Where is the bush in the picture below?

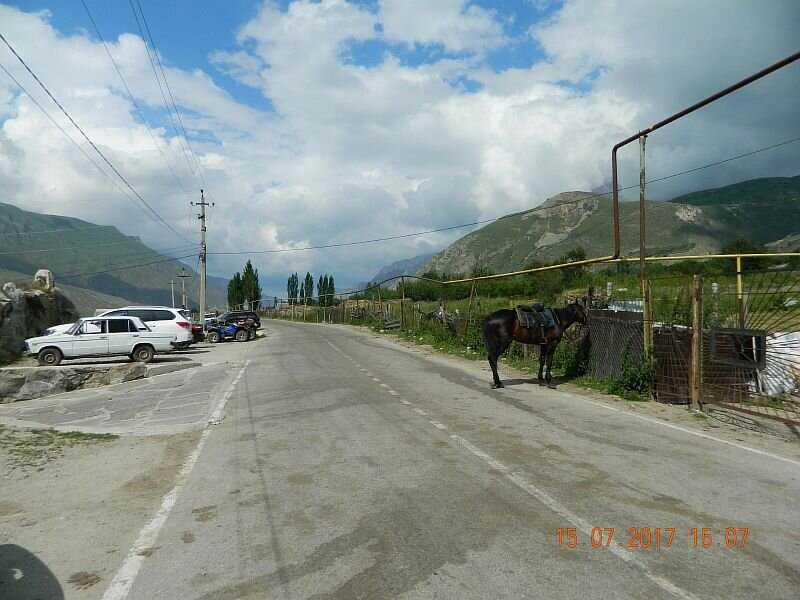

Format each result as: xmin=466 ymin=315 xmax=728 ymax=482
xmin=608 ymin=351 xmax=655 ymax=400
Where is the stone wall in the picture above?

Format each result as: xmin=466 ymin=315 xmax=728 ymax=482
xmin=0 ymin=282 xmax=80 ymax=365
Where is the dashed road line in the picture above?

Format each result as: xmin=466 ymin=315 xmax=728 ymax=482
xmin=102 ymin=361 xmax=250 ymax=600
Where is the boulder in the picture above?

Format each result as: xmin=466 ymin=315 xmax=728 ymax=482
xmin=0 ymin=364 xmax=147 ymax=403
xmin=0 ymin=281 xmax=80 ymax=365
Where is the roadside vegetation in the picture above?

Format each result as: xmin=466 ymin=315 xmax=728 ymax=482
xmin=0 ymin=426 xmax=117 ymax=471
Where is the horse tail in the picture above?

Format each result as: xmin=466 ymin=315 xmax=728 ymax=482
xmin=481 ymin=316 xmax=498 ymax=357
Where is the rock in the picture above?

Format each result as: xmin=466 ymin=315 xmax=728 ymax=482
xmin=0 ymin=282 xmax=80 ymax=365
xmin=34 ymin=269 xmax=55 ymax=291
xmin=0 ymin=364 xmax=146 ymax=403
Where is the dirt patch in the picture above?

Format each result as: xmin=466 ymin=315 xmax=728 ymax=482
xmin=0 ymin=430 xmax=201 ymax=599
xmin=192 ymin=505 xmax=217 ymax=522
xmin=67 ymin=571 xmax=101 ymax=590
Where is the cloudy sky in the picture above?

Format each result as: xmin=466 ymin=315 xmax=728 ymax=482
xmin=0 ymin=1 xmax=798 ymax=297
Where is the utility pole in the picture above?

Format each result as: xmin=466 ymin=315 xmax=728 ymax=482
xmin=170 ymin=279 xmax=175 ymax=308
xmin=178 ymin=268 xmax=191 ymax=310
xmin=193 ymin=190 xmax=212 ymax=330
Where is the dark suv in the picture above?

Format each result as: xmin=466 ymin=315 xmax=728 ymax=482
xmin=214 ymin=311 xmax=261 ymax=329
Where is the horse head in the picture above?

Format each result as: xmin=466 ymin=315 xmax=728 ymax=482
xmin=571 ymin=300 xmax=589 ymax=326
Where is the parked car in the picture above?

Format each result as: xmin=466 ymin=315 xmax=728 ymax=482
xmin=213 ymin=311 xmax=261 ymax=329
xmin=24 ymin=316 xmax=176 ymax=366
xmin=44 ymin=323 xmax=77 ymax=336
xmin=96 ymin=306 xmax=193 ymax=348
xmin=205 ymin=319 xmax=253 ymax=343
xmin=191 ymin=324 xmax=205 ymax=343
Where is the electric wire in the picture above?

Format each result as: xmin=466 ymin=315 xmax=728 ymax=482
xmin=207 ymin=134 xmax=800 ymax=256
xmin=57 ymin=252 xmax=197 ymax=281
xmin=0 ymin=32 xmax=193 ymax=245
xmin=80 ymin=0 xmax=193 ymax=201
xmin=134 ymin=0 xmax=210 ymax=196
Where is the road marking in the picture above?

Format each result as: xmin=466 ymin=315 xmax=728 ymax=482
xmin=430 ymin=421 xmax=447 ymax=430
xmin=581 ymin=399 xmax=800 ymax=467
xmin=400 ymin=399 xmax=411 ymax=405
xmin=102 ymin=361 xmax=250 ymax=600
xmin=450 ymin=433 xmax=698 ymax=600
xmin=388 ymin=390 xmax=399 ymax=396
xmin=380 ymin=383 xmax=390 ymax=389
xmin=413 ymin=408 xmax=427 ymax=416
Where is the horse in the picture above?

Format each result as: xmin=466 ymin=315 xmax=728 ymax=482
xmin=481 ymin=301 xmax=588 ymax=389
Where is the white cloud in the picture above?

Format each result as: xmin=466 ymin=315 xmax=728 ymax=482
xmin=379 ymin=0 xmax=505 ymax=54
xmin=0 ymin=0 xmax=798 ymax=296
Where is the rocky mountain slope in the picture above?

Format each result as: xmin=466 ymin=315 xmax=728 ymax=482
xmin=0 ymin=202 xmax=227 ymax=310
xmin=421 ymin=176 xmax=799 ymax=276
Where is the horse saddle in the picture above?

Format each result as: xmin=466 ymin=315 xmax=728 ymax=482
xmin=516 ymin=304 xmax=556 ymax=330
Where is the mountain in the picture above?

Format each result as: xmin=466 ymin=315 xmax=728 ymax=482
xmin=370 ymin=253 xmax=434 ymax=288
xmin=421 ymin=176 xmax=800 ymax=276
xmin=0 ymin=202 xmax=227 ymax=312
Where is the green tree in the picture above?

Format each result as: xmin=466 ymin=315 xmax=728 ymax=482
xmin=227 ymin=272 xmax=243 ymax=309
xmin=241 ymin=260 xmax=262 ymax=310
xmin=328 ymin=275 xmax=335 ymax=305
xmin=299 ymin=281 xmax=306 ymax=305
xmin=718 ymin=239 xmax=772 ymax=271
xmin=287 ymin=273 xmax=299 ymax=305
xmin=303 ymin=272 xmax=314 ymax=304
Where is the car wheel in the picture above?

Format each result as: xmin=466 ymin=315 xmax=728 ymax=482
xmin=207 ymin=330 xmax=220 ymax=343
xmin=248 ymin=328 xmax=256 ymax=340
xmin=235 ymin=329 xmax=248 ymax=342
xmin=37 ymin=348 xmax=63 ymax=366
xmin=132 ymin=345 xmax=155 ymax=363
xmin=175 ymin=341 xmax=190 ymax=349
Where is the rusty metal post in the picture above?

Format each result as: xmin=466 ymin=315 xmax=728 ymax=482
xmin=690 ymin=275 xmax=703 ymax=410
xmin=639 ymin=135 xmax=652 ymax=358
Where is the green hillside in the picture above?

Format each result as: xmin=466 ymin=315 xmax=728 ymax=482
xmin=0 ymin=202 xmax=227 ymax=310
xmin=422 ymin=176 xmax=800 ymax=276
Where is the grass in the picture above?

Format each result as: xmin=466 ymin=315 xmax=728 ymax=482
xmin=0 ymin=425 xmax=117 ymax=470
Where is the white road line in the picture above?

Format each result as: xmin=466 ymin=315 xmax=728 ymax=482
xmin=400 ymin=399 xmax=411 ymax=405
xmin=372 ymin=377 xmax=380 ymax=382
xmin=580 ymin=399 xmax=800 ymax=467
xmin=380 ymin=383 xmax=390 ymax=389
xmin=413 ymin=408 xmax=427 ymax=416
xmin=430 ymin=421 xmax=447 ymax=430
xmin=102 ymin=361 xmax=251 ymax=600
xmin=388 ymin=390 xmax=399 ymax=396
xmin=450 ymin=434 xmax=698 ymax=600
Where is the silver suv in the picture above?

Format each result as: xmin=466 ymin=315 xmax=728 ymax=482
xmin=97 ymin=306 xmax=193 ymax=348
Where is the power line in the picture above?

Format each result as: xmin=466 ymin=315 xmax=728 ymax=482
xmin=0 ymin=32 xmax=193 ymax=245
xmin=80 ymin=0 xmax=193 ymax=201
xmin=53 ymin=245 xmax=197 ymax=277
xmin=57 ymin=252 xmax=198 ymax=281
xmin=129 ymin=0 xmax=209 ymax=196
xmin=207 ymin=134 xmax=799 ymax=257
xmin=0 ymin=224 xmax=112 ymax=237
xmin=135 ymin=0 xmax=210 ymax=195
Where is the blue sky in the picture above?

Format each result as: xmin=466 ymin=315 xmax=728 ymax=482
xmin=1 ymin=1 xmax=798 ymax=297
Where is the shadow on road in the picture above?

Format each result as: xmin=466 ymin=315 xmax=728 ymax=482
xmin=0 ymin=544 xmax=64 ymax=600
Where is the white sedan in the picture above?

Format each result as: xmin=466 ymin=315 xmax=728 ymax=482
xmin=25 ymin=316 xmax=177 ymax=366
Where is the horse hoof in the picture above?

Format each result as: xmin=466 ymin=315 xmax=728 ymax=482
xmin=491 ymin=382 xmax=504 ymax=389
xmin=547 ymin=382 xmax=557 ymax=389
xmin=538 ymin=380 xmax=546 ymax=386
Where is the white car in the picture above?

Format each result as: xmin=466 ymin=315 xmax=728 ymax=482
xmin=25 ymin=316 xmax=177 ymax=366
xmin=96 ymin=306 xmax=193 ymax=348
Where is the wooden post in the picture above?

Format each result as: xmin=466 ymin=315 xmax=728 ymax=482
xmin=643 ymin=278 xmax=653 ymax=359
xmin=736 ymin=255 xmax=745 ymax=328
xmin=400 ymin=277 xmax=406 ymax=331
xmin=690 ymin=274 xmax=703 ymax=410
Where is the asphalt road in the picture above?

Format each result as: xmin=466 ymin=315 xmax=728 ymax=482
xmin=3 ymin=319 xmax=800 ymax=599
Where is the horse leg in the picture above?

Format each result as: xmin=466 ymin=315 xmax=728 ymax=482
xmin=538 ymin=343 xmax=547 ymax=386
xmin=487 ymin=348 xmax=504 ymax=389
xmin=545 ymin=343 xmax=557 ymax=389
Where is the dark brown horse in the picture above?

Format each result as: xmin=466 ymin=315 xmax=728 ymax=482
xmin=481 ymin=301 xmax=588 ymax=389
